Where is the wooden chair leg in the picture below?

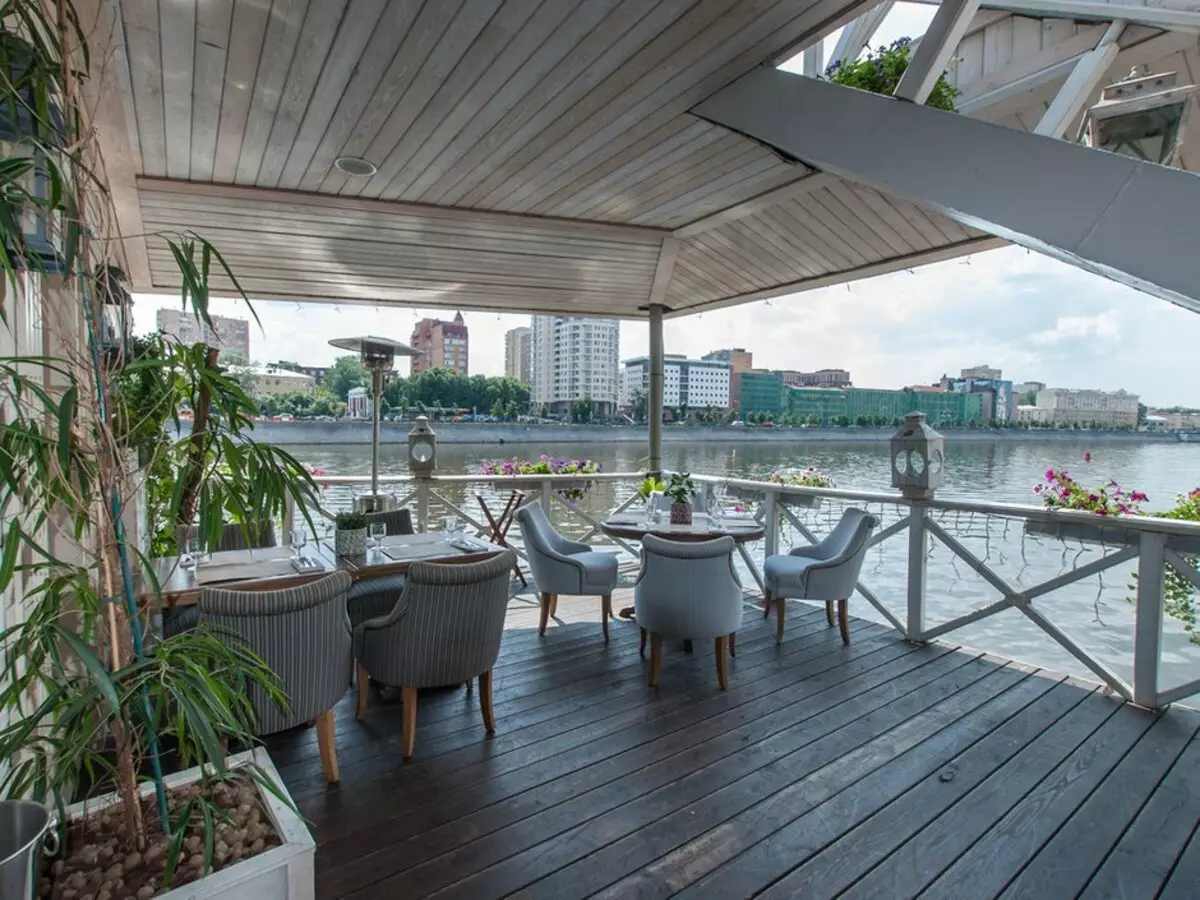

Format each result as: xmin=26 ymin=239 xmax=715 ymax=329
xmin=838 ymin=597 xmax=850 ymax=645
xmin=355 ymin=661 xmax=370 ymax=720
xmin=550 ymin=593 xmax=558 ymax=617
xmin=715 ymin=636 xmax=728 ymax=691
xmin=401 ymin=686 xmax=418 ymax=759
xmin=728 ymin=632 xmax=736 ymax=657
xmin=639 ymin=627 xmax=646 ymax=658
xmin=825 ymin=600 xmax=835 ymax=627
xmin=315 ymin=709 xmax=339 ymax=783
xmin=649 ymin=633 xmax=662 ymax=686
xmin=478 ymin=669 xmax=495 ymax=733
xmin=775 ymin=597 xmax=786 ymax=643
xmin=538 ymin=591 xmax=551 ymax=635
xmin=601 ymin=594 xmax=612 ymax=642
xmin=762 ymin=588 xmax=773 ymax=618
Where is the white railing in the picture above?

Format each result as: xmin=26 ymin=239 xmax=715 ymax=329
xmin=293 ymin=470 xmax=1200 ymax=711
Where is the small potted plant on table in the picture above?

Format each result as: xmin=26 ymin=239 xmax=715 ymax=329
xmin=665 ymin=472 xmax=697 ymax=526
xmin=334 ymin=511 xmax=369 ymax=556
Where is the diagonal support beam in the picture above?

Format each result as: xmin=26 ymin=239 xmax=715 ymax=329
xmin=894 ymin=0 xmax=982 ymax=104
xmin=692 ymin=67 xmax=1200 ymax=313
xmin=830 ymin=3 xmax=895 ymax=68
xmin=908 ymin=0 xmax=1200 ymax=35
xmin=1034 ymin=20 xmax=1125 ymax=138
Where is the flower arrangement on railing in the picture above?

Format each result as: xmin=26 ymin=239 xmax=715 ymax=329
xmin=768 ymin=467 xmax=836 ymax=489
xmin=1033 ymin=468 xmax=1147 ymax=516
xmin=480 ymin=456 xmax=600 ymax=501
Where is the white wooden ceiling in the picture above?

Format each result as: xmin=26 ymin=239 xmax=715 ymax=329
xmin=98 ymin=0 xmax=1003 ymax=318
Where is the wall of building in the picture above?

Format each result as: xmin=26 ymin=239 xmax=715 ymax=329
xmin=786 ymin=386 xmax=986 ymax=424
xmin=531 ymin=316 xmax=620 ymax=413
xmin=739 ymin=371 xmax=785 ymax=414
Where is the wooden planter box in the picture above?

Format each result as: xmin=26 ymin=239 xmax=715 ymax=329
xmin=65 ymin=748 xmax=314 ymax=900
xmin=1024 ymin=519 xmax=1200 ymax=555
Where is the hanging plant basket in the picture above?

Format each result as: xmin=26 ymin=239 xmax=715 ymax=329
xmin=1023 ymin=519 xmax=1200 ymax=555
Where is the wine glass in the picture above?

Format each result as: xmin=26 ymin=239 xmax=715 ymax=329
xmin=291 ymin=529 xmax=308 ymax=561
xmin=181 ymin=536 xmax=200 ymax=569
xmin=443 ymin=515 xmax=458 ymax=537
xmin=370 ymin=521 xmax=387 ymax=548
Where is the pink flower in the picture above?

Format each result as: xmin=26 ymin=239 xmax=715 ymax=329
xmin=1083 ymin=451 xmax=1092 ymax=463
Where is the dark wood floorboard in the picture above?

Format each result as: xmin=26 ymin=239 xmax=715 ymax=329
xmin=259 ymin=594 xmax=1200 ymax=900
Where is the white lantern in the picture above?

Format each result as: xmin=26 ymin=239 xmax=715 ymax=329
xmin=407 ymin=416 xmax=437 ymax=477
xmin=1080 ymin=67 xmax=1196 ymax=167
xmin=890 ymin=412 xmax=945 ymax=500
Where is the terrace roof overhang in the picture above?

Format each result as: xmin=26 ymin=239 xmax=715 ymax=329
xmin=88 ymin=0 xmax=1200 ymax=320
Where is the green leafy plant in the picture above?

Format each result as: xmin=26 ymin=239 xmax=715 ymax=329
xmin=664 ymin=472 xmax=697 ymax=506
xmin=824 ymin=38 xmax=958 ymax=112
xmin=637 ymin=475 xmax=666 ymax=499
xmin=768 ymin=467 xmax=835 ymax=489
xmin=335 ymin=511 xmax=368 ymax=530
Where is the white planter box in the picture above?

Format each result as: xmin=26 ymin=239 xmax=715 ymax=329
xmin=65 ymin=748 xmax=313 ymax=900
xmin=1024 ymin=519 xmax=1200 ymax=555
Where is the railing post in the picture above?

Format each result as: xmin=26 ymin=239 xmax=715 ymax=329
xmin=763 ymin=490 xmax=778 ymax=558
xmin=1133 ymin=531 xmax=1165 ymax=708
xmin=282 ymin=494 xmax=296 ymax=545
xmin=416 ymin=479 xmax=430 ymax=533
xmin=541 ymin=479 xmax=553 ymax=519
xmin=906 ymin=504 xmax=928 ymax=641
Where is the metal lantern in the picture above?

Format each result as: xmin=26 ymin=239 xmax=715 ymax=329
xmin=1081 ymin=67 xmax=1196 ymax=166
xmin=890 ymin=412 xmax=945 ymax=500
xmin=328 ymin=334 xmax=421 ymax=511
xmin=95 ymin=264 xmax=132 ymax=360
xmin=407 ymin=416 xmax=437 ymax=477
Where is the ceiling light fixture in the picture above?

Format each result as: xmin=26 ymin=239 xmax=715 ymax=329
xmin=334 ymin=156 xmax=378 ymax=177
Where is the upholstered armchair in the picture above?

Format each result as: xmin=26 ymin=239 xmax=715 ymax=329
xmin=633 ymin=535 xmax=744 ymax=690
xmin=516 ymin=504 xmax=619 ymax=640
xmin=199 ymin=570 xmax=353 ymax=783
xmin=762 ymin=508 xmax=879 ymax=645
xmin=354 ymin=550 xmax=516 ymax=759
xmin=346 ymin=507 xmax=416 ymax=628
xmin=165 ymin=521 xmax=279 ymax=637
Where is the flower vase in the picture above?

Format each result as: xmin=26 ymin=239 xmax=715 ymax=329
xmin=335 ymin=527 xmax=368 ymax=556
xmin=670 ymin=502 xmax=692 ymax=526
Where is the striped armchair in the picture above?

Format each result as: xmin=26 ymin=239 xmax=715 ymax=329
xmin=516 ymin=504 xmax=619 ymax=641
xmin=633 ymin=535 xmax=743 ymax=690
xmin=354 ymin=550 xmax=516 ymax=759
xmin=346 ymin=507 xmax=416 ymax=629
xmin=164 ymin=521 xmax=278 ymax=638
xmin=200 ymin=570 xmax=353 ymax=783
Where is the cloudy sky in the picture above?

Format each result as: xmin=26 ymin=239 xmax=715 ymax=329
xmin=129 ymin=3 xmax=1200 ymax=408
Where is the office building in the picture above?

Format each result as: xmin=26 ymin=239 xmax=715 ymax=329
xmin=960 ymin=364 xmax=1003 ymax=381
xmin=411 ymin=312 xmax=469 ymax=375
xmin=787 ymin=386 xmax=985 ymax=425
xmin=941 ymin=372 xmax=1015 ymax=422
xmin=530 ymin=316 xmax=620 ymax=416
xmin=240 ymin=363 xmax=315 ymax=396
xmin=156 ymin=309 xmax=250 ymax=360
xmin=781 ymin=368 xmax=853 ymax=388
xmin=702 ymin=347 xmax=753 ymax=409
xmin=739 ymin=370 xmax=786 ymax=415
xmin=504 ymin=326 xmax=533 ymax=384
xmin=622 ymin=355 xmax=731 ymax=413
xmin=1017 ymin=388 xmax=1140 ymax=428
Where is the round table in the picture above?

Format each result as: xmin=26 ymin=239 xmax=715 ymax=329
xmin=599 ymin=516 xmax=765 ymax=621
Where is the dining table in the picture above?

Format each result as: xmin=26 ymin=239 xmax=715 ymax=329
xmin=147 ymin=531 xmax=503 ymax=607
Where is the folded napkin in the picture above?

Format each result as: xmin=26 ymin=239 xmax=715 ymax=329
xmin=448 ymin=534 xmax=489 ymax=552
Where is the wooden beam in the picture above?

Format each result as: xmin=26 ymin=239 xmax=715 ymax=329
xmin=829 ymin=3 xmax=895 ymax=67
xmin=647 ymin=238 xmax=679 ymax=307
xmin=1034 ymin=20 xmax=1126 ymax=138
xmin=802 ymin=43 xmax=826 ymax=77
xmin=895 ymin=0 xmax=984 ymax=103
xmin=672 ymin=172 xmax=835 ymax=237
xmin=134 ymin=178 xmax=670 ymax=242
xmin=908 ymin=0 xmax=1200 ymax=34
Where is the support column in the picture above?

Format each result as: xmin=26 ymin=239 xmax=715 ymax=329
xmin=371 ymin=367 xmax=383 ymax=499
xmin=648 ymin=304 xmax=665 ymax=474
xmin=1133 ymin=531 xmax=1165 ymax=708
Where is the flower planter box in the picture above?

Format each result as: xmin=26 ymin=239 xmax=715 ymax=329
xmin=63 ymin=748 xmax=314 ymax=900
xmin=726 ymin=484 xmax=821 ymax=508
xmin=1024 ymin=519 xmax=1200 ymax=555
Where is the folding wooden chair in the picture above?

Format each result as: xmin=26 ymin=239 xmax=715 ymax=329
xmin=477 ymin=491 xmax=527 ymax=586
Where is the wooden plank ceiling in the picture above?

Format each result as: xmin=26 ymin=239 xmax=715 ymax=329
xmin=104 ymin=0 xmax=999 ymax=318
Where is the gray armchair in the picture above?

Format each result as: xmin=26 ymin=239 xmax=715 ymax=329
xmin=762 ymin=508 xmax=879 ymax=645
xmin=165 ymin=521 xmax=279 ymax=637
xmin=354 ymin=550 xmax=516 ymax=759
xmin=516 ymin=504 xmax=619 ymax=641
xmin=633 ymin=535 xmax=743 ymax=690
xmin=199 ymin=570 xmax=353 ymax=783
xmin=346 ymin=507 xmax=416 ymax=628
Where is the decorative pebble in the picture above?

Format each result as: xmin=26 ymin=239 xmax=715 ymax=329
xmin=250 ymin=838 xmax=264 ymax=854
xmin=136 ymin=887 xmax=154 ymax=900
xmin=123 ymin=852 xmax=142 ymax=871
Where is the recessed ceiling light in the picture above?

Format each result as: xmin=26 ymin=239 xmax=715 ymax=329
xmin=334 ymin=156 xmax=378 ymax=177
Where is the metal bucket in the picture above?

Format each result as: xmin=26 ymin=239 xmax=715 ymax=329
xmin=0 ymin=800 xmax=57 ymax=900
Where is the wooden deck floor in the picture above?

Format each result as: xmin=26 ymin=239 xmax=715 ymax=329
xmin=264 ymin=591 xmax=1200 ymax=899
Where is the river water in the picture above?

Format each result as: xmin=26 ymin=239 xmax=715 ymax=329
xmin=292 ymin=439 xmax=1200 ymax=698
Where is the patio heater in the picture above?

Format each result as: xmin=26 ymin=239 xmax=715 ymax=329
xmin=328 ymin=335 xmax=421 ymax=513
xmin=1079 ymin=66 xmax=1196 ymax=166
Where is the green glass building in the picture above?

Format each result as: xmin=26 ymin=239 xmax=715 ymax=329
xmin=738 ymin=371 xmax=785 ymax=415
xmin=786 ymin=386 xmax=984 ymax=425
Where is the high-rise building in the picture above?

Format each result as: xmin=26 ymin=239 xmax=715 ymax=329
xmin=504 ymin=326 xmax=532 ymax=384
xmin=411 ymin=312 xmax=468 ymax=375
xmin=156 ymin=309 xmax=250 ymax=360
xmin=702 ymin=348 xmax=753 ymax=409
xmin=530 ymin=316 xmax=620 ymax=416
xmin=622 ymin=355 xmax=731 ymax=412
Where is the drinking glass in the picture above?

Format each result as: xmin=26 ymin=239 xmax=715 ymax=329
xmin=443 ymin=515 xmax=458 ymax=535
xmin=291 ymin=529 xmax=308 ymax=560
xmin=181 ymin=536 xmax=200 ymax=569
xmin=370 ymin=522 xmax=387 ymax=548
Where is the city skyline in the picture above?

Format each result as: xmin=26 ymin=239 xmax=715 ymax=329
xmin=132 ymin=245 xmax=1200 ymax=408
